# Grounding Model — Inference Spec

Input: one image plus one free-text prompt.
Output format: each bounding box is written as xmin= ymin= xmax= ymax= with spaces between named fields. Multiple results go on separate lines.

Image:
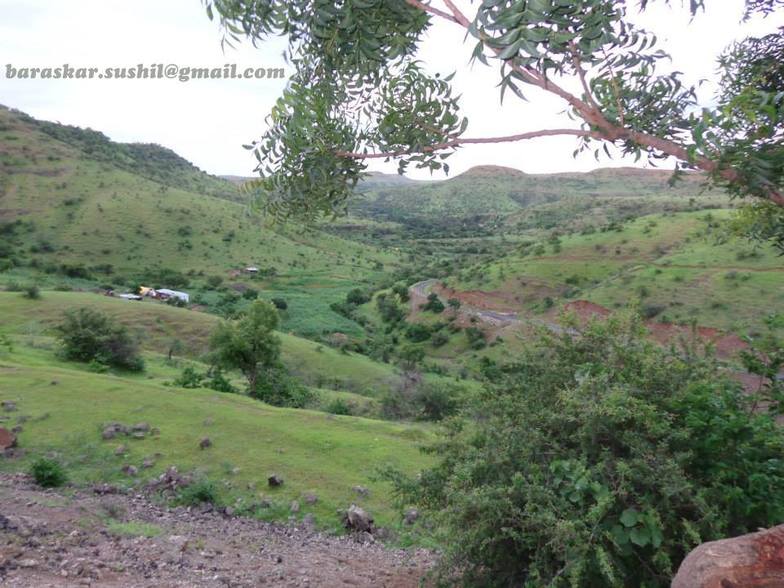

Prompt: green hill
xmin=351 ymin=164 xmax=727 ymax=238
xmin=0 ymin=105 xmax=399 ymax=338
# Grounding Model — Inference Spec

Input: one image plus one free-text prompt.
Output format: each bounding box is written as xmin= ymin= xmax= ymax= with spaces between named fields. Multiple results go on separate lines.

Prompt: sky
xmin=0 ymin=0 xmax=780 ymax=180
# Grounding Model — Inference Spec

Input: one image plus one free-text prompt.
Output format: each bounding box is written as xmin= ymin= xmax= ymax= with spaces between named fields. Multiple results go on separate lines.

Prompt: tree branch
xmin=337 ymin=128 xmax=599 ymax=159
xmin=403 ymin=0 xmax=784 ymax=208
xmin=404 ymin=0 xmax=458 ymax=24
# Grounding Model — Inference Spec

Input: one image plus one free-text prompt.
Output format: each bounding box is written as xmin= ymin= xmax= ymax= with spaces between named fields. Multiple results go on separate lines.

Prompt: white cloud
xmin=0 ymin=0 xmax=779 ymax=179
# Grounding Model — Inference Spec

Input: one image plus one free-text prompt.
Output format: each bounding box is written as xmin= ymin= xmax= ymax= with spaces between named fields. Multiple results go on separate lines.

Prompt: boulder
xmin=352 ymin=485 xmax=369 ymax=497
xmin=2 ymin=401 xmax=17 ymax=412
xmin=343 ymin=504 xmax=373 ymax=534
xmin=403 ymin=508 xmax=419 ymax=525
xmin=141 ymin=458 xmax=155 ymax=469
xmin=304 ymin=493 xmax=318 ymax=505
xmin=268 ymin=474 xmax=283 ymax=487
xmin=114 ymin=444 xmax=127 ymax=456
xmin=672 ymin=524 xmax=784 ymax=588
xmin=131 ymin=422 xmax=150 ymax=433
xmin=290 ymin=500 xmax=300 ymax=513
xmin=199 ymin=437 xmax=212 ymax=450
xmin=0 ymin=427 xmax=16 ymax=451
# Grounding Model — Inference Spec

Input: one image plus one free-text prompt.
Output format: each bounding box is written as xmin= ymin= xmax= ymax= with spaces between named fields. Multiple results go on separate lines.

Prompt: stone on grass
xmin=403 ymin=508 xmax=419 ymax=525
xmin=114 ymin=444 xmax=127 ymax=456
xmin=304 ymin=493 xmax=318 ymax=505
xmin=0 ymin=427 xmax=17 ymax=451
xmin=268 ymin=474 xmax=283 ymax=487
xmin=343 ymin=504 xmax=373 ymax=534
xmin=199 ymin=437 xmax=212 ymax=450
xmin=2 ymin=401 xmax=17 ymax=412
xmin=290 ymin=500 xmax=300 ymax=513
xmin=121 ymin=465 xmax=138 ymax=477
xmin=351 ymin=485 xmax=369 ymax=497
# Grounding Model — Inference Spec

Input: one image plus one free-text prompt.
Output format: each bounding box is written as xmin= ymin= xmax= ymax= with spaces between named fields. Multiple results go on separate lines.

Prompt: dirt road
xmin=0 ymin=474 xmax=433 ymax=587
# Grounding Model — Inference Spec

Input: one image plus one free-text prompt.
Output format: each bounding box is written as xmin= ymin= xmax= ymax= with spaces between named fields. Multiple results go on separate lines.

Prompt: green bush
xmin=22 ymin=284 xmax=41 ymax=299
xmin=55 ymin=308 xmax=144 ymax=371
xmin=176 ymin=479 xmax=219 ymax=506
xmin=325 ymin=397 xmax=353 ymax=416
xmin=30 ymin=457 xmax=67 ymax=488
xmin=405 ymin=323 xmax=431 ymax=342
xmin=386 ymin=313 xmax=784 ymax=587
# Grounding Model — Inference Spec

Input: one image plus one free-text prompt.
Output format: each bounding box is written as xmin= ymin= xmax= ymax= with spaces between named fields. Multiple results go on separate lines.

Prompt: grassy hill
xmin=0 ymin=350 xmax=432 ymax=531
xmin=0 ymin=105 xmax=399 ymax=338
xmin=350 ymin=164 xmax=728 ymax=239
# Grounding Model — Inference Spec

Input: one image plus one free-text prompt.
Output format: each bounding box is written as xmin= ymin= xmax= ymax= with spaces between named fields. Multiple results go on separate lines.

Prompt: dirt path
xmin=0 ymin=474 xmax=433 ymax=588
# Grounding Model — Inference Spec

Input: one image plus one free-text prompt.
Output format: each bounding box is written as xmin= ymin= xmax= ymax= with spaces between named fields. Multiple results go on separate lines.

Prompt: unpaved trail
xmin=0 ymin=474 xmax=433 ymax=587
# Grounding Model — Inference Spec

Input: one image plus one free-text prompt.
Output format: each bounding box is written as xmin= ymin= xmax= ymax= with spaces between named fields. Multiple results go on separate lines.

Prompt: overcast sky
xmin=1 ymin=0 xmax=780 ymax=179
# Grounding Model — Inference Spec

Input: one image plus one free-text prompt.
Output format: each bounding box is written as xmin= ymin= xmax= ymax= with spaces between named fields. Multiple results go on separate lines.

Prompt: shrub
xmin=271 ymin=297 xmax=287 ymax=310
xmin=421 ymin=293 xmax=445 ymax=313
xmin=30 ymin=457 xmax=67 ymax=488
xmin=346 ymin=288 xmax=370 ymax=305
xmin=22 ymin=284 xmax=40 ymax=299
xmin=325 ymin=397 xmax=353 ymax=416
xmin=55 ymin=308 xmax=144 ymax=371
xmin=251 ymin=366 xmax=313 ymax=408
xmin=405 ymin=323 xmax=432 ymax=342
xmin=206 ymin=275 xmax=223 ymax=288
xmin=176 ymin=479 xmax=219 ymax=506
xmin=385 ymin=313 xmax=784 ymax=587
xmin=174 ymin=366 xmax=204 ymax=388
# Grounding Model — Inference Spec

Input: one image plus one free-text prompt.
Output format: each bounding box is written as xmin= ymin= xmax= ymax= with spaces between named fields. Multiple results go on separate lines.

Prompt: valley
xmin=1 ymin=105 xmax=782 ymax=586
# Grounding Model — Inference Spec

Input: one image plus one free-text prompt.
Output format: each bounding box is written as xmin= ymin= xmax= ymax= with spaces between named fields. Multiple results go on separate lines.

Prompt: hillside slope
xmin=0 ymin=106 xmax=398 ymax=337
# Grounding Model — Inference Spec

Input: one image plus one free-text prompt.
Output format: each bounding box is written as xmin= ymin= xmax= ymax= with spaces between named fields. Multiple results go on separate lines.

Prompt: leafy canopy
xmin=383 ymin=312 xmax=784 ymax=587
xmin=206 ymin=0 xmax=784 ymax=245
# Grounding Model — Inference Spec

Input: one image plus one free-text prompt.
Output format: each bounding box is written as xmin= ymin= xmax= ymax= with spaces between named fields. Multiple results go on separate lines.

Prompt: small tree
xmin=209 ymin=300 xmax=285 ymax=395
xmin=56 ymin=308 xmax=144 ymax=371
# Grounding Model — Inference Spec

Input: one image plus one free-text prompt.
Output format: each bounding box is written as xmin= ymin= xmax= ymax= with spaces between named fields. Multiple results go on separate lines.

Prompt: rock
xmin=150 ymin=427 xmax=160 ymax=436
xmin=147 ymin=466 xmax=191 ymax=493
xmin=0 ymin=427 xmax=17 ymax=450
xmin=352 ymin=485 xmax=369 ymax=497
xmin=17 ymin=558 xmax=39 ymax=568
xmin=304 ymin=493 xmax=318 ymax=505
xmin=2 ymin=401 xmax=17 ymax=412
xmin=268 ymin=474 xmax=283 ymax=487
xmin=290 ymin=500 xmax=300 ymax=514
xmin=50 ymin=380 xmax=58 ymax=386
xmin=673 ymin=524 xmax=784 ymax=588
xmin=11 ymin=425 xmax=22 ymax=434
xmin=343 ymin=505 xmax=373 ymax=534
xmin=131 ymin=422 xmax=150 ymax=433
xmin=131 ymin=431 xmax=146 ymax=440
xmin=199 ymin=437 xmax=212 ymax=449
xmin=403 ymin=508 xmax=419 ymax=525
xmin=121 ymin=465 xmax=138 ymax=477
xmin=223 ymin=506 xmax=235 ymax=517
xmin=203 ymin=417 xmax=214 ymax=426
xmin=92 ymin=483 xmax=120 ymax=495
xmin=102 ymin=422 xmax=127 ymax=440
xmin=356 ymin=531 xmax=375 ymax=544
xmin=114 ymin=444 xmax=127 ymax=456
xmin=141 ymin=458 xmax=155 ymax=469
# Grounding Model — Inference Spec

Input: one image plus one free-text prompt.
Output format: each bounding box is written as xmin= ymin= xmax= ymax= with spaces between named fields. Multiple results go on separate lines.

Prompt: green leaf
xmin=630 ymin=527 xmax=651 ymax=547
xmin=620 ymin=509 xmax=639 ymax=528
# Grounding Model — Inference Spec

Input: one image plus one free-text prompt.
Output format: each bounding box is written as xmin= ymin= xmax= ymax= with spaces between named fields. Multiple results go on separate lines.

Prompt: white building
xmin=156 ymin=288 xmax=189 ymax=303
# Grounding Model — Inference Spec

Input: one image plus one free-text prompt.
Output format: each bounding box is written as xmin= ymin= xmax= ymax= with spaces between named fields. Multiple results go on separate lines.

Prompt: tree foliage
xmin=55 ymin=308 xmax=144 ymax=371
xmin=209 ymin=299 xmax=282 ymax=392
xmin=206 ymin=0 xmax=784 ymax=245
xmin=384 ymin=313 xmax=784 ymax=586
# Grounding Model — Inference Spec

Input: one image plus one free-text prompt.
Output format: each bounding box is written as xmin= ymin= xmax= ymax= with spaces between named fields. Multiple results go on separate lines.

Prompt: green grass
xmin=0 ymin=291 xmax=404 ymax=396
xmin=106 ymin=520 xmax=163 ymax=538
xmin=0 ymin=348 xmax=433 ymax=530
xmin=0 ymin=106 xmax=399 ymax=339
